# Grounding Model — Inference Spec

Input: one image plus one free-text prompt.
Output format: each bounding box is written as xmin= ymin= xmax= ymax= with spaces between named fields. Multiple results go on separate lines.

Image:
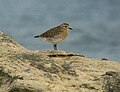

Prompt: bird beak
xmin=69 ymin=27 xmax=72 ymax=30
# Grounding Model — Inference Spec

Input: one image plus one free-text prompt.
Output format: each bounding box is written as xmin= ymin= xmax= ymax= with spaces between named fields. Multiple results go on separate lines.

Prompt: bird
xmin=34 ymin=23 xmax=72 ymax=50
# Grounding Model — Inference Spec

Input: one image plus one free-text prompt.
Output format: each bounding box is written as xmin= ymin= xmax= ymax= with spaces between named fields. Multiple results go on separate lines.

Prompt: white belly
xmin=42 ymin=37 xmax=63 ymax=44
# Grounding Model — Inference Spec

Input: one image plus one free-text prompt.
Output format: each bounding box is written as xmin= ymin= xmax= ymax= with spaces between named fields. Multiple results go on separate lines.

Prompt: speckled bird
xmin=34 ymin=23 xmax=72 ymax=50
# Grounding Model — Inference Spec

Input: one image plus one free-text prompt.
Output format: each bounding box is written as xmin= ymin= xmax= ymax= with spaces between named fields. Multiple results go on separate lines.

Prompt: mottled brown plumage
xmin=40 ymin=26 xmax=63 ymax=38
xmin=34 ymin=23 xmax=72 ymax=50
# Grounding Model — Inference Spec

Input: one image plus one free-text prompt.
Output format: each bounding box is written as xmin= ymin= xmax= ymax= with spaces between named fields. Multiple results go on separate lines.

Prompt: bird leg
xmin=53 ymin=44 xmax=57 ymax=50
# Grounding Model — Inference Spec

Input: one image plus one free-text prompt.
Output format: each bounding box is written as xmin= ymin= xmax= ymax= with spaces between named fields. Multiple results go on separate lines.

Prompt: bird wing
xmin=40 ymin=26 xmax=63 ymax=38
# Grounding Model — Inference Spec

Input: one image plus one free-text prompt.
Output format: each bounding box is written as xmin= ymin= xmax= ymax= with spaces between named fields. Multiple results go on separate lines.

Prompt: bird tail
xmin=34 ymin=35 xmax=40 ymax=38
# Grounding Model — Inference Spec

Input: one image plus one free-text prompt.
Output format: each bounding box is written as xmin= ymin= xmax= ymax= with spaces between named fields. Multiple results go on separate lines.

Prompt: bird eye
xmin=64 ymin=26 xmax=67 ymax=27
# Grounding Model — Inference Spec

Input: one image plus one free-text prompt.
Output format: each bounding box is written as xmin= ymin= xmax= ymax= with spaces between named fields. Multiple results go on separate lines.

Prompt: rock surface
xmin=0 ymin=31 xmax=120 ymax=92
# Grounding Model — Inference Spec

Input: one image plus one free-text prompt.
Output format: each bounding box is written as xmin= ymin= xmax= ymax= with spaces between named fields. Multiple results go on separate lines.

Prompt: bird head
xmin=60 ymin=23 xmax=72 ymax=30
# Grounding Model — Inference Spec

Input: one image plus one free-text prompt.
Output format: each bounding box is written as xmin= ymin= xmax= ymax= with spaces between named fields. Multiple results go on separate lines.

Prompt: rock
xmin=0 ymin=31 xmax=120 ymax=92
xmin=102 ymin=71 xmax=120 ymax=92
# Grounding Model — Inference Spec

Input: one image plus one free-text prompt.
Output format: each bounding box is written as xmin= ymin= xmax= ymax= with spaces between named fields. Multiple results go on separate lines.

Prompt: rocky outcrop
xmin=0 ymin=31 xmax=120 ymax=92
